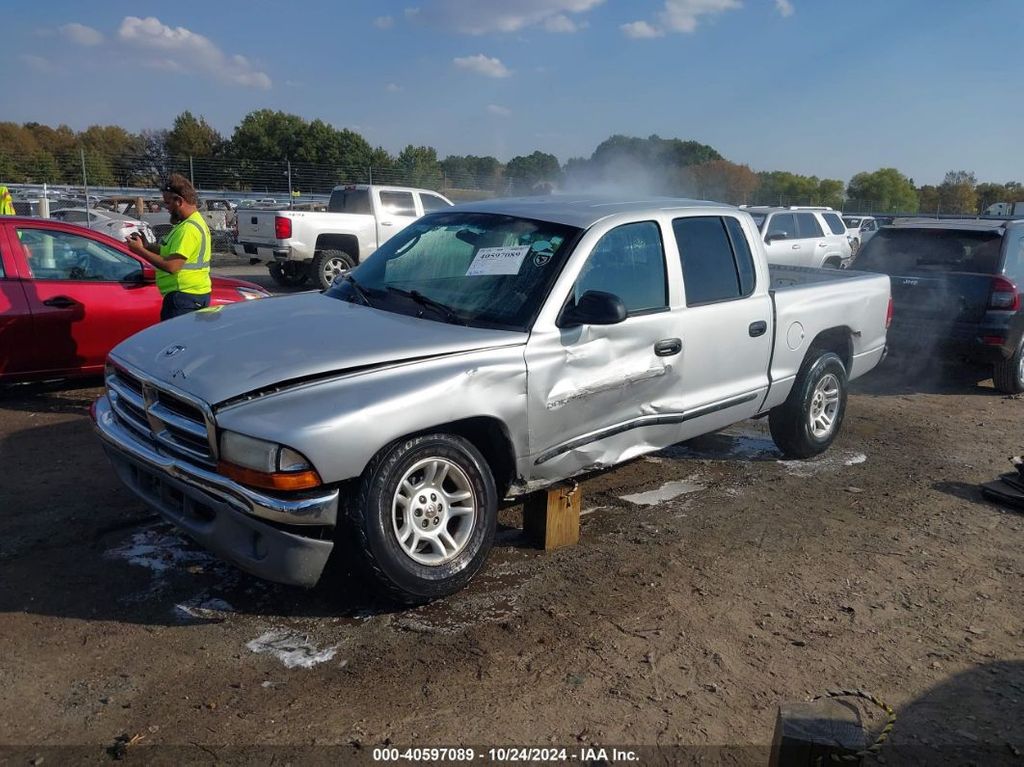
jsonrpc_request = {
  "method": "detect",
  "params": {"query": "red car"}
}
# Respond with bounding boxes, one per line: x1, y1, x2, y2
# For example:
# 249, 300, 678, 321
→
0, 216, 269, 383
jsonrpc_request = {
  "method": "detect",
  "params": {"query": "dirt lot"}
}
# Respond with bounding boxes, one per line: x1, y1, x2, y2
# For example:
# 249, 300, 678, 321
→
1, 275, 1023, 763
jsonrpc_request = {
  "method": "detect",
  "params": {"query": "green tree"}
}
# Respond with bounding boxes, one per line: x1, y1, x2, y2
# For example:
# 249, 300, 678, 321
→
917, 184, 940, 213
166, 111, 223, 158
396, 145, 443, 189
756, 171, 820, 205
506, 151, 561, 194
938, 170, 977, 214
846, 168, 918, 213
441, 155, 503, 190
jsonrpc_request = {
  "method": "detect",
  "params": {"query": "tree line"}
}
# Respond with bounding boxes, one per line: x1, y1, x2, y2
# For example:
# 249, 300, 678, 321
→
1, 111, 1020, 213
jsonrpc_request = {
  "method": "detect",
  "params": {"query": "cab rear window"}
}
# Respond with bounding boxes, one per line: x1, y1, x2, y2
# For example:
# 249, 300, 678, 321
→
328, 189, 371, 214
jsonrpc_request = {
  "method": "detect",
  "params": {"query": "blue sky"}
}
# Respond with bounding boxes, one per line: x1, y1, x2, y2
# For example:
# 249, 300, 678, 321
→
6, 1, 1023, 185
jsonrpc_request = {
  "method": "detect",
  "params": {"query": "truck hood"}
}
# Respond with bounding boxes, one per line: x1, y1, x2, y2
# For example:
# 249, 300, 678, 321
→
109, 292, 527, 405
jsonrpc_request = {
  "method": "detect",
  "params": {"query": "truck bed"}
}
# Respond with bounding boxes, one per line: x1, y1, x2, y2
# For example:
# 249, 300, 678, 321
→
760, 264, 890, 412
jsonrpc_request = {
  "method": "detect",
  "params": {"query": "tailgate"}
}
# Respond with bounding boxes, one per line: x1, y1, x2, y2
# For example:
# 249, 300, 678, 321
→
888, 273, 992, 324
237, 210, 281, 244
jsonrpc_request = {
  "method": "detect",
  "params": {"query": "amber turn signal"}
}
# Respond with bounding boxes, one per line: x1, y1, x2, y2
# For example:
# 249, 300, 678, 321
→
218, 461, 322, 491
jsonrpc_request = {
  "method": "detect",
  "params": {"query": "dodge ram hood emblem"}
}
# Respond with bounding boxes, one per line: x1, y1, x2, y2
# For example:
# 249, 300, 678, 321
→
161, 344, 187, 358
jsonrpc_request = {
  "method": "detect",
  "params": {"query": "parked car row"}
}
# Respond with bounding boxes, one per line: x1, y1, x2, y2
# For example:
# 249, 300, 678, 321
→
740, 206, 853, 268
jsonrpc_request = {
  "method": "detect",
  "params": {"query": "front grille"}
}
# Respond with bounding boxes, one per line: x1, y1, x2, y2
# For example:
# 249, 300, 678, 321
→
107, 366, 216, 466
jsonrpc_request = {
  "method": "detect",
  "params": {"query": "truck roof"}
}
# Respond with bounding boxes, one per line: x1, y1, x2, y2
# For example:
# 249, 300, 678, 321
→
447, 195, 734, 229
889, 218, 1021, 231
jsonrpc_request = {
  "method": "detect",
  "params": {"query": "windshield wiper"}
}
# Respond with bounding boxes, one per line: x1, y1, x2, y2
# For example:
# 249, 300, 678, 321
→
386, 287, 466, 325
343, 273, 374, 307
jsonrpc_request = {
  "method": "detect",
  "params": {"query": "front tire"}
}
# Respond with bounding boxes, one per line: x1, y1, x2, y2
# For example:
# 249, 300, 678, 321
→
348, 434, 498, 604
312, 249, 355, 290
993, 336, 1024, 394
769, 351, 848, 458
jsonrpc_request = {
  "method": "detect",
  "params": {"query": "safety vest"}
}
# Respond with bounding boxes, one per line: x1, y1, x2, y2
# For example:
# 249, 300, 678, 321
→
0, 186, 14, 216
157, 211, 212, 295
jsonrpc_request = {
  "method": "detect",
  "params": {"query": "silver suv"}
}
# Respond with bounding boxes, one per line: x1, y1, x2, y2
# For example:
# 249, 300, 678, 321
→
742, 206, 853, 269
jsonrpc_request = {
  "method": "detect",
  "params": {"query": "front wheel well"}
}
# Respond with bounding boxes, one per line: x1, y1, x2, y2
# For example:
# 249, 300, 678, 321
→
367, 417, 517, 499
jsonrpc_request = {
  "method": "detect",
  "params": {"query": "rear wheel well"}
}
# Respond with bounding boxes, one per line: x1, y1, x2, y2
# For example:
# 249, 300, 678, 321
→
315, 233, 360, 262
805, 327, 853, 372
823, 256, 843, 269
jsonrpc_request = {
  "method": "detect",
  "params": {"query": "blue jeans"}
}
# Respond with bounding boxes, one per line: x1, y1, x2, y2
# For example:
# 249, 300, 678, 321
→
160, 291, 211, 321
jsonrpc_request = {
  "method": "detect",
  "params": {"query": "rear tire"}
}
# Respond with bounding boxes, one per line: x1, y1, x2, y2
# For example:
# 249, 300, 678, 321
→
993, 336, 1024, 394
312, 249, 355, 290
769, 351, 848, 458
268, 262, 308, 287
348, 433, 498, 605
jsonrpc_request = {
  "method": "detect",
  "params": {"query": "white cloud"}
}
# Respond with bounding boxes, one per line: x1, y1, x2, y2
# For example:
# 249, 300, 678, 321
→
453, 54, 511, 78
775, 0, 795, 16
118, 16, 271, 89
374, 15, 395, 29
543, 14, 577, 32
621, 20, 663, 38
19, 54, 59, 74
487, 104, 511, 115
59, 22, 104, 46
623, 0, 742, 38
418, 0, 603, 34
386, 83, 403, 92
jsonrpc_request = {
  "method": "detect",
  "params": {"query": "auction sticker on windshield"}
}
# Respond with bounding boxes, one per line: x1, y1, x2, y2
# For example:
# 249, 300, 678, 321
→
466, 246, 530, 276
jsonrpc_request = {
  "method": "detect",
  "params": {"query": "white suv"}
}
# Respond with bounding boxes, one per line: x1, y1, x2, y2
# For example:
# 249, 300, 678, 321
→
741, 206, 853, 269
842, 215, 879, 255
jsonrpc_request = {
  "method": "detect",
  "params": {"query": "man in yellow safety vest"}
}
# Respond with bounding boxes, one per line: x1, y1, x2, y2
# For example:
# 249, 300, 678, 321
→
125, 173, 212, 320
0, 185, 15, 215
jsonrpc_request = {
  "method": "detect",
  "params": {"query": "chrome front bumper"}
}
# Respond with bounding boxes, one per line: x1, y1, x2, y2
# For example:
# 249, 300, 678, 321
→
93, 394, 339, 588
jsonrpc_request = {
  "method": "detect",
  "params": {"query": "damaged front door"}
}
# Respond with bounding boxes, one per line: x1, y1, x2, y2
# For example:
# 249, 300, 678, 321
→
525, 220, 685, 482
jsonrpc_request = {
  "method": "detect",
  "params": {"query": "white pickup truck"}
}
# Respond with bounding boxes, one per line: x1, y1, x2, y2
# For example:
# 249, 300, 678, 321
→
233, 184, 454, 289
96, 196, 892, 603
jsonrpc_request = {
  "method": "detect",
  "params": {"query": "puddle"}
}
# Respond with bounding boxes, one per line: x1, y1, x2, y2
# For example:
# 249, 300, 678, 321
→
659, 424, 779, 462
619, 477, 705, 506
246, 629, 340, 669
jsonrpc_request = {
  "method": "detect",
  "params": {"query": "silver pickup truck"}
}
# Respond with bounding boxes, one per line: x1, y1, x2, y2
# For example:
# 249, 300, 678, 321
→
93, 196, 891, 603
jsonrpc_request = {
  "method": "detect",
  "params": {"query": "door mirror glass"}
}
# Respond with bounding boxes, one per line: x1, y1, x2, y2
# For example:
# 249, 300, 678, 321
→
559, 290, 627, 327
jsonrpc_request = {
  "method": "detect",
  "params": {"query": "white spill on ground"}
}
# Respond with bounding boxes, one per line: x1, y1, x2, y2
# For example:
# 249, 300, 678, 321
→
246, 630, 340, 669
778, 451, 868, 477
105, 526, 218, 574
174, 596, 235, 622
620, 477, 705, 506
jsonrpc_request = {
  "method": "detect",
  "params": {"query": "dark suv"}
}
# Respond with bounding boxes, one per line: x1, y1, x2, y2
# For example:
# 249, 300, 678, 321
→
853, 218, 1024, 392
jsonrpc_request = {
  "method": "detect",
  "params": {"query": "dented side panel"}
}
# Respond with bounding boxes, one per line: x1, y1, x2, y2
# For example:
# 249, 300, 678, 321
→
215, 346, 529, 484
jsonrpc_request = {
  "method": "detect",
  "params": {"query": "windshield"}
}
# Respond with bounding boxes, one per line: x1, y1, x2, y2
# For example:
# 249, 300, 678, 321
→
854, 228, 1003, 275
326, 212, 581, 330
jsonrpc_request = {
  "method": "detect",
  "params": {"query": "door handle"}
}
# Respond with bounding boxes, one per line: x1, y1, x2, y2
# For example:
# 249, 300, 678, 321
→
381, 221, 394, 227
654, 338, 682, 357
43, 296, 78, 309
817, 242, 826, 247
748, 320, 768, 337
791, 244, 800, 249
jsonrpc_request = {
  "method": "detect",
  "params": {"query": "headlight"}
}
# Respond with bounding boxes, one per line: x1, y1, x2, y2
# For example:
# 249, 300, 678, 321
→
218, 431, 321, 491
236, 287, 268, 301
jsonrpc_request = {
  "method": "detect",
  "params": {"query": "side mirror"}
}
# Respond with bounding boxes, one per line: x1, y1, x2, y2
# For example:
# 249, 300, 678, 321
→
139, 263, 157, 283
766, 231, 789, 243
559, 290, 628, 327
